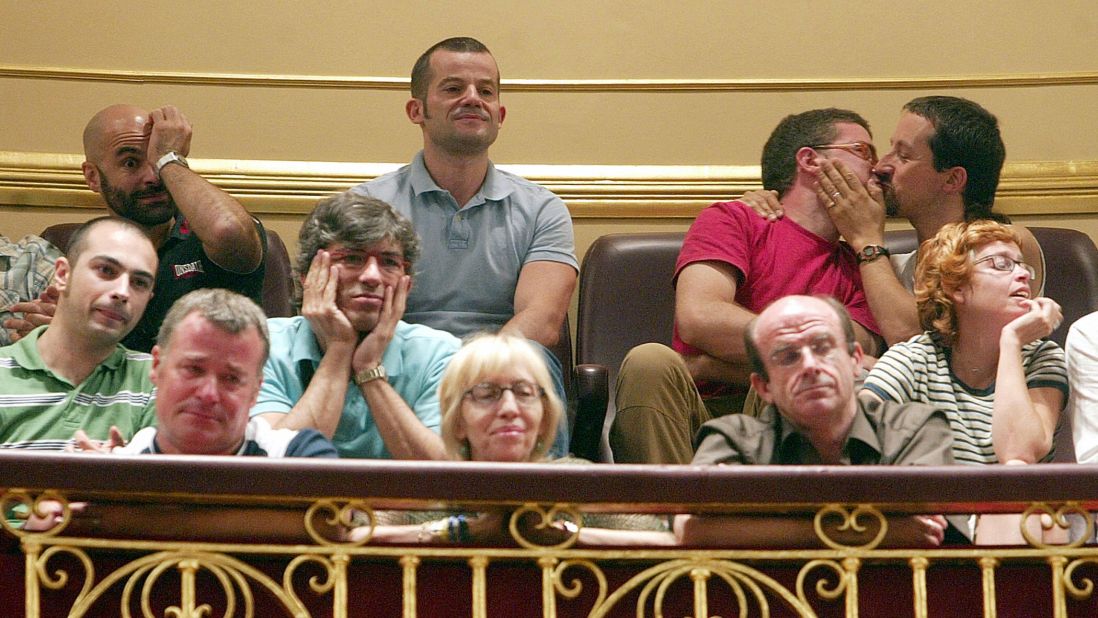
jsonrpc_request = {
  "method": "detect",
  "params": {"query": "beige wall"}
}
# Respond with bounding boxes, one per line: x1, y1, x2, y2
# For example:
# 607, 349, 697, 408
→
3, 0, 1098, 281
3, 1, 1098, 164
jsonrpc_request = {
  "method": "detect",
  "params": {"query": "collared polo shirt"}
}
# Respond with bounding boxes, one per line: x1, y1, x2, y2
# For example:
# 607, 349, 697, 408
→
0, 327, 156, 450
351, 151, 578, 338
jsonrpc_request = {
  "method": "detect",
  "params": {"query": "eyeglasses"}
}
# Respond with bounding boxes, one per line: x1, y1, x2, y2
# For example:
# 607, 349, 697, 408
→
973, 254, 1036, 279
769, 336, 841, 368
464, 381, 544, 407
809, 141, 879, 165
327, 249, 409, 275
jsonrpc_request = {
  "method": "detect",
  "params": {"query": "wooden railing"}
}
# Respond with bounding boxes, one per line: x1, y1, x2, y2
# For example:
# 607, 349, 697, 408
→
3, 452, 1098, 617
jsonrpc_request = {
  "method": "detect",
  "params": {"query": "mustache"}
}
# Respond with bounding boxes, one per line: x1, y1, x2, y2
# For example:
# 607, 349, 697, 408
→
132, 183, 169, 198
453, 107, 488, 120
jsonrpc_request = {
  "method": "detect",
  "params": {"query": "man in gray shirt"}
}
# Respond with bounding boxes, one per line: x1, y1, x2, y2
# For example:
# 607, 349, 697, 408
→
351, 37, 577, 455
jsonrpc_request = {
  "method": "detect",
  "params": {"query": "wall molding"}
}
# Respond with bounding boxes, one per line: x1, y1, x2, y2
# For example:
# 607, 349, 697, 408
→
2, 151, 1097, 219
4, 64, 1098, 92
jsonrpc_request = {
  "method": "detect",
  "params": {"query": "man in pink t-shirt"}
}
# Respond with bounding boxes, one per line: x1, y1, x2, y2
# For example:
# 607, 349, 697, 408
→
611, 108, 886, 464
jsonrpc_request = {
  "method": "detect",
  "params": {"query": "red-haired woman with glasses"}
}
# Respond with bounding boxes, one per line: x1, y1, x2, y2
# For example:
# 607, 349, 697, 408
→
862, 220, 1068, 542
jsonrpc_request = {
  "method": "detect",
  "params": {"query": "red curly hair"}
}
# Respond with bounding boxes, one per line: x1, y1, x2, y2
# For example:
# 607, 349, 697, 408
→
915, 220, 1022, 346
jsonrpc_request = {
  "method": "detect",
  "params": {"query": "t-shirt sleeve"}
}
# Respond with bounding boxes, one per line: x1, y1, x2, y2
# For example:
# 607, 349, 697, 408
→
285, 429, 340, 458
674, 202, 753, 283
524, 194, 578, 270
1025, 340, 1069, 404
862, 343, 920, 403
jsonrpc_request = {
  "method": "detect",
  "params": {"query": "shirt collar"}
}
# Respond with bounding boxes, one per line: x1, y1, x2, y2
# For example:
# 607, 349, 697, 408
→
407, 150, 513, 204
772, 401, 882, 464
8, 326, 127, 381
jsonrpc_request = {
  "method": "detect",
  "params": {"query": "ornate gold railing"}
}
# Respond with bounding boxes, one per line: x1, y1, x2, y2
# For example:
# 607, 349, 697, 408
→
3, 452, 1098, 617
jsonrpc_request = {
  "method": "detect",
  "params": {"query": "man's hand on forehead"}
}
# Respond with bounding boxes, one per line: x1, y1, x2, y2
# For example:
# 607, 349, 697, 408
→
145, 106, 193, 159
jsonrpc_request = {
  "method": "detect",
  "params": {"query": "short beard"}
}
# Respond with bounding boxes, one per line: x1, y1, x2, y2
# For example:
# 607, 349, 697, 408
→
98, 168, 177, 227
882, 185, 900, 218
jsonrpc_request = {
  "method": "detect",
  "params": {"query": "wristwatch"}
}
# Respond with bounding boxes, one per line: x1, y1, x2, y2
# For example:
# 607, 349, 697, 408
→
353, 364, 387, 385
155, 151, 190, 175
856, 244, 890, 265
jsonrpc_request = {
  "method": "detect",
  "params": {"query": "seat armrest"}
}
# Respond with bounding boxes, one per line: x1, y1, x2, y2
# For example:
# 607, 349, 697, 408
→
570, 364, 609, 462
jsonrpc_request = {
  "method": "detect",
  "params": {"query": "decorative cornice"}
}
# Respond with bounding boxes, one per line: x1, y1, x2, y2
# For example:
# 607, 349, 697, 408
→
2, 151, 1096, 219
3, 64, 1098, 92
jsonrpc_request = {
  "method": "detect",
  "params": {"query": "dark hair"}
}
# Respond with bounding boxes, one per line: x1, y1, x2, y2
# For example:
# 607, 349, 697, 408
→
297, 192, 420, 280
410, 37, 494, 101
744, 295, 857, 381
157, 288, 270, 370
903, 96, 1007, 222
761, 108, 871, 199
67, 216, 151, 263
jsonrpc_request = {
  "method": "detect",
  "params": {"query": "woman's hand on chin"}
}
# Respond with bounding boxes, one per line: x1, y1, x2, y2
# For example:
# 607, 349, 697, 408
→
1002, 297, 1062, 347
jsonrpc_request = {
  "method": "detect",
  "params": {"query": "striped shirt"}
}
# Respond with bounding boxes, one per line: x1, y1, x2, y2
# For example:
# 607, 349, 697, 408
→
0, 327, 157, 450
862, 332, 1068, 465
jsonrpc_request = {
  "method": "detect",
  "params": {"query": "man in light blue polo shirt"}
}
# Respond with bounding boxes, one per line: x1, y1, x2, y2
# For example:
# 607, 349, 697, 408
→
251, 194, 460, 459
350, 37, 577, 457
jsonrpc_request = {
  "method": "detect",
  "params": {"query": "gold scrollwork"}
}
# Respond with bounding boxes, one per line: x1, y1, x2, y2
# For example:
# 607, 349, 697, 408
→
1062, 557, 1098, 602
58, 550, 309, 617
0, 488, 73, 538
284, 554, 340, 611
796, 559, 848, 606
35, 545, 95, 608
814, 503, 888, 550
550, 558, 608, 613
589, 558, 817, 618
508, 503, 583, 550
303, 499, 374, 546
1021, 502, 1092, 548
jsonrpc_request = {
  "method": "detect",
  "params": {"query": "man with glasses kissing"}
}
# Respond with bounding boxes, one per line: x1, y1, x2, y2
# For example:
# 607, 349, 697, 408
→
250, 193, 461, 460
675, 295, 967, 548
611, 108, 886, 465
743, 96, 1043, 347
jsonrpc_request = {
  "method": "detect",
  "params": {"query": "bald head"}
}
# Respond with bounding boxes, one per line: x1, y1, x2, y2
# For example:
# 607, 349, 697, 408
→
744, 294, 863, 436
746, 295, 857, 380
83, 104, 148, 163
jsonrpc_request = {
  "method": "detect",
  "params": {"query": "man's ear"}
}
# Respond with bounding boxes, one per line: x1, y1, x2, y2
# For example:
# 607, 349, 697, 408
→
406, 98, 425, 125
749, 373, 775, 404
849, 341, 864, 376
150, 345, 161, 385
941, 165, 968, 197
81, 161, 101, 194
794, 146, 821, 176
53, 257, 71, 293
497, 104, 506, 127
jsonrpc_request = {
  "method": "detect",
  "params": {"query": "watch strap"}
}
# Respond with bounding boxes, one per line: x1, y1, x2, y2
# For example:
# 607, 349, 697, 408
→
857, 244, 890, 265
353, 364, 387, 385
155, 151, 189, 174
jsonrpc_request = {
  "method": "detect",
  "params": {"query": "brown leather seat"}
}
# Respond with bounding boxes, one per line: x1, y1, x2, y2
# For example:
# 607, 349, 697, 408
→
40, 221, 296, 318
572, 227, 1098, 462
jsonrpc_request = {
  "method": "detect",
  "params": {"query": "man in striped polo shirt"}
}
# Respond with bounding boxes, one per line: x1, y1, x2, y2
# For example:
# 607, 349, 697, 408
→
0, 217, 159, 450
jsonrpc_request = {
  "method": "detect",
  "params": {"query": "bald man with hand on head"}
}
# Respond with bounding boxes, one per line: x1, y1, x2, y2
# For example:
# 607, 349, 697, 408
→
7, 105, 267, 352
